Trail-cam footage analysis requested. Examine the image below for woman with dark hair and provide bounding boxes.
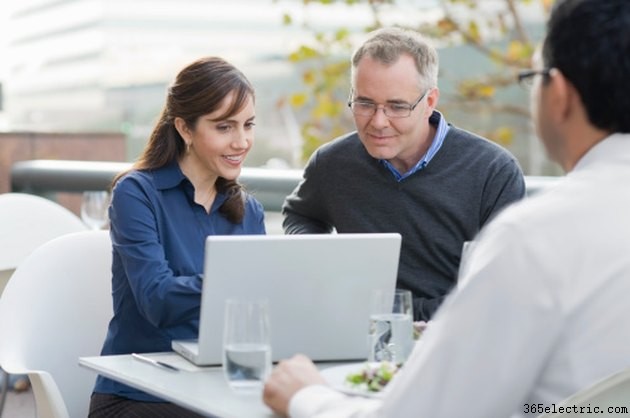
[88,57,265,417]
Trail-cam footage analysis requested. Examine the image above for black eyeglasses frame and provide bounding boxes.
[517,69,552,87]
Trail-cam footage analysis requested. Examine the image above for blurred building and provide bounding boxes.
[2,0,558,174]
[3,0,313,165]
[2,0,448,166]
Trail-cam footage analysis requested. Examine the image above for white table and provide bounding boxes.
[80,352,276,418]
[79,352,350,418]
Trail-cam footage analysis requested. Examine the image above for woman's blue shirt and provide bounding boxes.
[94,162,265,401]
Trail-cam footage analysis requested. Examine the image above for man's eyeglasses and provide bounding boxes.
[347,89,429,118]
[517,69,551,88]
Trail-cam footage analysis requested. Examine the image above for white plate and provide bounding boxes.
[320,362,388,399]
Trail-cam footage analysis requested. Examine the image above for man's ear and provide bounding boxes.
[546,69,574,123]
[174,117,192,143]
[424,87,440,117]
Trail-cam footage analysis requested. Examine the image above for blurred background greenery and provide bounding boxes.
[279,0,557,174]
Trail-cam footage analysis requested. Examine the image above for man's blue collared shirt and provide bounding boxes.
[94,162,265,401]
[381,110,450,181]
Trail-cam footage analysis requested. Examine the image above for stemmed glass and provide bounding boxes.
[80,191,111,230]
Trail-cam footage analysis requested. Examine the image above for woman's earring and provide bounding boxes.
[186,142,191,154]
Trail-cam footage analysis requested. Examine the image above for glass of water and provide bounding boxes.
[368,289,414,364]
[80,191,111,230]
[223,299,271,391]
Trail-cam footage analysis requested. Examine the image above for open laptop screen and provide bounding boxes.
[173,233,401,366]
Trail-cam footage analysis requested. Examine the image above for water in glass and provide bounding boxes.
[223,299,271,391]
[223,343,271,390]
[81,191,110,230]
[368,289,414,363]
[368,312,413,363]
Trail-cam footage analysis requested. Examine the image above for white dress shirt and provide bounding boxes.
[290,133,630,418]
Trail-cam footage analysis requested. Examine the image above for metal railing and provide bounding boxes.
[10,159,303,212]
[10,159,559,212]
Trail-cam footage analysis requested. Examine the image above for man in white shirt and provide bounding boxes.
[262,0,630,417]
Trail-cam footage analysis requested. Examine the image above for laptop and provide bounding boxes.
[172,233,402,366]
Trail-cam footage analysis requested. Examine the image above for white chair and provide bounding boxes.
[537,367,630,417]
[0,193,87,414]
[0,230,113,418]
[0,193,87,294]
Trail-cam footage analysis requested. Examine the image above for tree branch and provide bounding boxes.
[506,0,530,43]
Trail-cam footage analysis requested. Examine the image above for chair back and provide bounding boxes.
[0,193,87,294]
[0,230,113,418]
[538,367,630,417]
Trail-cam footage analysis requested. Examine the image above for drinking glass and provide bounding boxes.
[223,299,271,391]
[368,289,414,364]
[80,191,110,230]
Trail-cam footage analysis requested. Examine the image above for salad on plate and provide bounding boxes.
[344,361,401,393]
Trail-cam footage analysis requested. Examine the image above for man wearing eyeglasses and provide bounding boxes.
[265,0,630,416]
[282,27,526,321]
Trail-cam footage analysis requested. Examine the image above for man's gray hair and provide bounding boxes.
[351,27,439,90]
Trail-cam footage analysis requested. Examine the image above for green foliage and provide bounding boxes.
[281,0,556,164]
